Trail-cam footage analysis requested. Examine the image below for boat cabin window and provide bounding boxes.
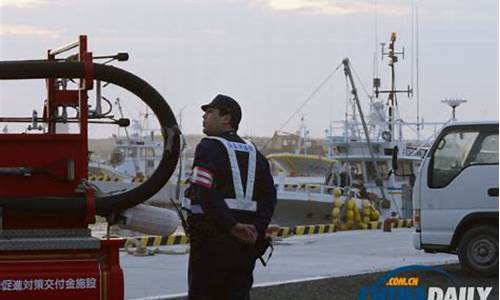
[144,148,155,157]
[395,161,413,182]
[336,146,347,154]
[366,161,389,180]
[128,148,138,157]
[349,161,364,181]
[146,160,155,168]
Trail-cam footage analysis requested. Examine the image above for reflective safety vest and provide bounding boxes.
[182,137,257,214]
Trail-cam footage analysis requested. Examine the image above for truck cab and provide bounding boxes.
[413,121,498,276]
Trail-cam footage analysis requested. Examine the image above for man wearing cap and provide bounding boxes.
[183,94,277,299]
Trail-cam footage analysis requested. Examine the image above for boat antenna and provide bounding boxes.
[442,98,467,121]
[415,0,421,140]
[376,32,412,142]
[373,0,379,80]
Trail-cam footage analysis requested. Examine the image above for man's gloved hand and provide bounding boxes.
[230,223,257,245]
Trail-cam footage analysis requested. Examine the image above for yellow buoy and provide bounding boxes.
[362,199,371,208]
[362,208,371,216]
[346,199,355,210]
[363,216,370,223]
[346,210,354,221]
[370,210,380,221]
[332,207,340,217]
[354,213,361,222]
[334,188,343,197]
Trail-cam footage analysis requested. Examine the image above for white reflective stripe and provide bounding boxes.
[182,198,204,214]
[243,139,256,202]
[190,204,204,214]
[204,136,257,212]
[224,198,257,212]
[206,137,245,199]
[181,197,191,209]
[227,141,253,152]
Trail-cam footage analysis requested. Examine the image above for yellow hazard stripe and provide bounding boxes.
[391,218,413,229]
[271,227,292,237]
[89,176,122,182]
[124,234,190,248]
[366,221,381,230]
[293,224,335,235]
[123,219,403,249]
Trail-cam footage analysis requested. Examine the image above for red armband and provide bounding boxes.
[190,166,214,188]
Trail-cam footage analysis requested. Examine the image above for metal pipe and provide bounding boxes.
[48,41,80,57]
[0,60,180,216]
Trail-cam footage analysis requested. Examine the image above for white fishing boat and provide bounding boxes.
[268,33,453,226]
[89,102,192,208]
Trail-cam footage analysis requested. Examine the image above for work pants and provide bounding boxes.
[188,232,256,300]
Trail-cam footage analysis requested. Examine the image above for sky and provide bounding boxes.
[0,0,498,139]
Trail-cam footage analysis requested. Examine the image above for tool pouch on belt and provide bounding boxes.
[255,235,273,267]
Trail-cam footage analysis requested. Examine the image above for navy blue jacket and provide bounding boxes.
[186,130,277,237]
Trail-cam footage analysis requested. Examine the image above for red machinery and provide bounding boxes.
[0,36,180,299]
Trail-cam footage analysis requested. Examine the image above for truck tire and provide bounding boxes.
[458,226,498,277]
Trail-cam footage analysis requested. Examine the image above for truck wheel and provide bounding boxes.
[458,226,498,277]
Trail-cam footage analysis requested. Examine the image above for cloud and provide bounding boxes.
[0,24,60,38]
[0,0,49,8]
[253,0,406,16]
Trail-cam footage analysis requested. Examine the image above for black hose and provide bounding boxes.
[0,60,180,216]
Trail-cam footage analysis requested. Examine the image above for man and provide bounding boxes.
[183,94,277,300]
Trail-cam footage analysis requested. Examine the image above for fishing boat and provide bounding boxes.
[268,33,451,226]
[89,101,192,209]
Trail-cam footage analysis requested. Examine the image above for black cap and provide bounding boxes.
[201,94,242,128]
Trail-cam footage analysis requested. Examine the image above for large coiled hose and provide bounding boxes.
[0,60,180,217]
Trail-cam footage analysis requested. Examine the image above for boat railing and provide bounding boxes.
[276,182,341,196]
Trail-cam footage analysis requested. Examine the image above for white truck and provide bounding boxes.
[400,121,498,276]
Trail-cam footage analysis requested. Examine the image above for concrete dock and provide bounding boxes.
[122,228,460,299]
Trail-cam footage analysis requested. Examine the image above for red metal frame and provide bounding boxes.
[0,36,124,300]
[0,36,93,229]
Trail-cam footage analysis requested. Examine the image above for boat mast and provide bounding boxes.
[375,33,412,142]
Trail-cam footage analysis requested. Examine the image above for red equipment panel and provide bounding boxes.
[0,239,124,300]
[0,134,87,198]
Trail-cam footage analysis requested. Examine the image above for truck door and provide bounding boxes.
[421,125,498,246]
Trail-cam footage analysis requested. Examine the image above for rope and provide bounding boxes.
[262,62,343,149]
[277,63,343,132]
